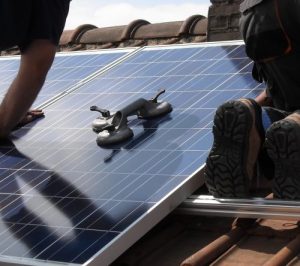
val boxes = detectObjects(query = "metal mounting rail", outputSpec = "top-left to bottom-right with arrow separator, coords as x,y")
177,195 -> 300,221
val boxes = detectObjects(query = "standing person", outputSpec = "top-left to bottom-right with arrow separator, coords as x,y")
0,0 -> 71,138
204,0 -> 300,200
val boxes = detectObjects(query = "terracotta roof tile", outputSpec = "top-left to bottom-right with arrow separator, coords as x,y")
60,24 -> 97,45
179,15 -> 207,36
80,25 -> 126,44
133,21 -> 183,40
0,15 -> 209,55
191,17 -> 208,36
58,15 -> 208,52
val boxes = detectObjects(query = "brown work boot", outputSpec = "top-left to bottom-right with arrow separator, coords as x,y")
265,111 -> 300,200
204,99 -> 264,198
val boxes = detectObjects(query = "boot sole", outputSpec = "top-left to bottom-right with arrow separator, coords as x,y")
204,101 -> 253,198
265,120 -> 300,200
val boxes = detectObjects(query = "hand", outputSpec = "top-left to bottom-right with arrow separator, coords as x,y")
16,109 -> 45,128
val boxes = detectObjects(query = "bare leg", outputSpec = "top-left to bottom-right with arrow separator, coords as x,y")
0,39 -> 57,138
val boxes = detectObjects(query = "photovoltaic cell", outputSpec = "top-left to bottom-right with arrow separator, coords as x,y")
0,41 -> 265,265
0,49 -> 131,107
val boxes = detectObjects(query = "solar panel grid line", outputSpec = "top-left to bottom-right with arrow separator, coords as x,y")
75,48 -> 248,118
105,142 -> 199,178
1,197 -> 118,264
0,163 -> 159,262
13,102 -> 185,159
24,80 -> 227,149
41,46 -> 241,137
1,193 -> 69,255
7,45 -> 255,204
0,56 -> 55,99
21,94 -> 112,140
0,61 -> 19,82
2,196 -> 90,243
95,121 -> 198,170
0,42 -> 266,266
7,67 -> 248,183
52,198 -> 146,262
2,223 -> 63,260
113,48 -> 258,169
62,44 -> 247,258
28,207 -> 114,262
1,49 -> 132,99
182,49 -> 251,106
1,196 -> 112,236
120,168 -> 197,203
0,204 -> 79,266
38,49 -> 139,109
0,176 -> 96,228
36,48 -> 137,110
99,49 -> 221,92
72,75 -> 218,101
86,167 -> 205,266
0,256 -> 72,266
72,46 -> 215,96
10,127 -> 189,258
0,49 -> 132,110
77,44 -> 262,264
1,170 -> 80,224
76,77 -> 247,178
14,121 -> 91,156
0,48 -> 173,266
7,125 -> 192,248
0,166 -> 199,237
94,64 -> 251,95
68,201 -> 150,261
177,66 -> 255,110
11,119 -> 95,160
63,47 -> 145,93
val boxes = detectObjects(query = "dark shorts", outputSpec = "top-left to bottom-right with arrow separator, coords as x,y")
0,0 -> 71,52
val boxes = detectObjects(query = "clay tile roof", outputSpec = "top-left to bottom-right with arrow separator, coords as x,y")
179,15 -> 207,36
59,24 -> 97,45
185,15 -> 208,36
79,19 -> 150,44
1,15 -> 209,54
56,15 -> 209,52
132,15 -> 207,40
80,25 -> 126,44
133,21 -> 183,40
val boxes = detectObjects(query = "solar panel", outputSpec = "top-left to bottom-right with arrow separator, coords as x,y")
0,49 -> 133,107
0,41 -> 265,266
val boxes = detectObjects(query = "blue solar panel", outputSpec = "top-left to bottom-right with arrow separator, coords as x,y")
0,49 -> 131,107
0,41 -> 265,265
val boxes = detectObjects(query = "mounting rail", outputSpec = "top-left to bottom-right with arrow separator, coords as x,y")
177,195 -> 300,221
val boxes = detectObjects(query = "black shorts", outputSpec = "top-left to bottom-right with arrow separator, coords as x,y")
0,0 -> 71,52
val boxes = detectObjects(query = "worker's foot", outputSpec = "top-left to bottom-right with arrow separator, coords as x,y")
265,112 -> 300,200
204,99 -> 264,198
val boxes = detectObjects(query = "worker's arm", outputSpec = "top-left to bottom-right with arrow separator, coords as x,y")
0,40 -> 56,138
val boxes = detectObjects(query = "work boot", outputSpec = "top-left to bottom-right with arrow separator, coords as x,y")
204,99 -> 264,198
265,112 -> 300,200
